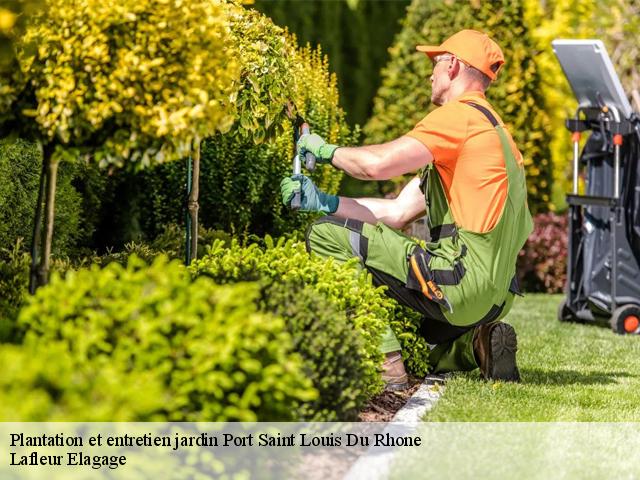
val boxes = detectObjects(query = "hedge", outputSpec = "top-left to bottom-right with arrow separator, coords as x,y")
191,238 -> 436,386
364,0 -> 553,214
93,5 -> 357,244
0,342 -> 168,422
259,280 -> 368,420
0,136 -> 98,256
12,256 -> 316,421
517,212 -> 568,293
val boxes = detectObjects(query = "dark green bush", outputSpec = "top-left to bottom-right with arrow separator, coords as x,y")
14,256 -> 316,421
0,136 -> 107,255
0,240 -> 29,341
364,0 -> 553,213
256,279 -> 367,420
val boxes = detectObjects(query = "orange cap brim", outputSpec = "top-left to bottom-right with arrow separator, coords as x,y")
416,45 -> 446,59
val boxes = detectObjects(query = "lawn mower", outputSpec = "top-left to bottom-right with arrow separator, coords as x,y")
553,39 -> 640,334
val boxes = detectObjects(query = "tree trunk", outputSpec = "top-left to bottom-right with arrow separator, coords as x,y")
29,144 -> 51,294
188,138 -> 201,263
184,156 -> 192,265
36,151 -> 59,289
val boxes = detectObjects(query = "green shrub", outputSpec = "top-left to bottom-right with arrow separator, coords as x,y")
364,0 -> 553,214
0,240 -> 30,341
192,238 -> 391,395
259,280 -> 368,420
0,342 -> 167,421
0,136 -> 93,255
192,237 -> 439,381
15,256 -> 316,421
389,304 -> 432,377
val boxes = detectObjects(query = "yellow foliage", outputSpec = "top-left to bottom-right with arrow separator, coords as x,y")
0,8 -> 17,33
12,0 -> 240,168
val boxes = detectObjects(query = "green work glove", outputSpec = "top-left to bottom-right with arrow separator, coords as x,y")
280,174 -> 339,213
297,133 -> 339,165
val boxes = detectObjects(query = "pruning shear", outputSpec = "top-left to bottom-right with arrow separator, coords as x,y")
285,101 -> 317,210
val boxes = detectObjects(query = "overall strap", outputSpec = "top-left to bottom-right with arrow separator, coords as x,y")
465,101 -> 499,127
464,101 -> 525,204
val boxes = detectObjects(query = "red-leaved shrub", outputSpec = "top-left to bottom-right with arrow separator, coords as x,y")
517,212 -> 568,293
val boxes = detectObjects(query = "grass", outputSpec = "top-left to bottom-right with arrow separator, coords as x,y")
425,294 -> 640,421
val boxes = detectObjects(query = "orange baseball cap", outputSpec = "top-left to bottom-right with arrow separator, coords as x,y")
416,29 -> 505,81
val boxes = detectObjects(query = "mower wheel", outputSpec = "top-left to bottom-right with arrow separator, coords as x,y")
557,298 -> 575,323
610,305 -> 640,335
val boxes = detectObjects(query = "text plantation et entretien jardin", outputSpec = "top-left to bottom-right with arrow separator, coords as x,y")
9,432 -> 422,469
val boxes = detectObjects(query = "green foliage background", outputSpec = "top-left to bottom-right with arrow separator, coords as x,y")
253,0 -> 410,127
365,0 -> 553,213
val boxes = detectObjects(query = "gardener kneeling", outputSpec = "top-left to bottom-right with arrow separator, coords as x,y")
281,30 -> 533,389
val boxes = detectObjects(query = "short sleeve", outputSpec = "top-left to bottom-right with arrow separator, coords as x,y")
405,104 -> 468,168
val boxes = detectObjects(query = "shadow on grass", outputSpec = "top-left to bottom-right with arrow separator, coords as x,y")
521,368 -> 635,386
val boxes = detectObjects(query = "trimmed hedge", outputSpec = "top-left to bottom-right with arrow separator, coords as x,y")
191,238 -> 437,389
94,6 -> 357,243
0,342 -> 167,421
364,0 -> 553,214
13,256 -> 316,421
259,280 -> 368,420
191,238 -> 389,397
3,238 -> 440,420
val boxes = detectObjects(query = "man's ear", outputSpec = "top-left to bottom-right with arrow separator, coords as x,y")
447,57 -> 461,80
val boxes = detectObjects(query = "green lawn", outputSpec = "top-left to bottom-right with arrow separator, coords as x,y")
425,294 -> 640,421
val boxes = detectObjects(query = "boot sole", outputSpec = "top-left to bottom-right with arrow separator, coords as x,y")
489,323 -> 520,382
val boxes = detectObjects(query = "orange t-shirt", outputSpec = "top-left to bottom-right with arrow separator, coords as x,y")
405,91 -> 524,233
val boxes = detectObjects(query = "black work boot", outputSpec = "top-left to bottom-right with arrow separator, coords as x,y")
473,322 -> 520,382
382,351 -> 409,391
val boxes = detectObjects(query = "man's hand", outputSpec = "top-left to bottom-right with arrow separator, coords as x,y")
297,133 -> 339,165
280,174 -> 339,213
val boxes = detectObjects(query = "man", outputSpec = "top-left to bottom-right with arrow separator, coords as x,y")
281,30 -> 533,389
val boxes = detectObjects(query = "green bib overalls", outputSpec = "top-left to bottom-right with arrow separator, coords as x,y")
306,102 -> 533,373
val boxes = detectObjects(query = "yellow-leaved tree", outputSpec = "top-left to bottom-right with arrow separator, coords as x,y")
1,0 -> 240,291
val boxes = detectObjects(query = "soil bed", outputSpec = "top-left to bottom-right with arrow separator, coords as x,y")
358,376 -> 423,422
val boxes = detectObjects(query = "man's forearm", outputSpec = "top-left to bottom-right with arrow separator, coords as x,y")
333,196 -> 406,229
331,137 -> 434,181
